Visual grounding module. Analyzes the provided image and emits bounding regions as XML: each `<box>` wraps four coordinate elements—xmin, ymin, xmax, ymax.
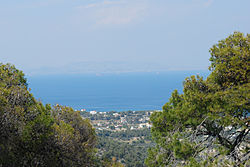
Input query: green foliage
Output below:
<box><xmin>0</xmin><ymin>63</ymin><xmax>97</xmax><ymax>167</ymax></box>
<box><xmin>100</xmin><ymin>157</ymin><xmax>125</xmax><ymax>167</ymax></box>
<box><xmin>98</xmin><ymin>128</ymin><xmax>151</xmax><ymax>141</ymax></box>
<box><xmin>146</xmin><ymin>32</ymin><xmax>250</xmax><ymax>167</ymax></box>
<box><xmin>172</xmin><ymin>138</ymin><xmax>195</xmax><ymax>160</ymax></box>
<box><xmin>50</xmin><ymin>105</ymin><xmax>97</xmax><ymax>166</ymax></box>
<box><xmin>97</xmin><ymin>129</ymin><xmax>153</xmax><ymax>167</ymax></box>
<box><xmin>209</xmin><ymin>32</ymin><xmax>249</xmax><ymax>88</ymax></box>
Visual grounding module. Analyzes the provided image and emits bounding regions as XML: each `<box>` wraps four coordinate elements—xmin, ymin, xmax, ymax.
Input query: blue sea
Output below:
<box><xmin>28</xmin><ymin>71</ymin><xmax>209</xmax><ymax>112</ymax></box>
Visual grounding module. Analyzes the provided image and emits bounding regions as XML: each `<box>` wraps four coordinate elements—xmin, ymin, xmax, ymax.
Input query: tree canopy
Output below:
<box><xmin>0</xmin><ymin>63</ymin><xmax>96</xmax><ymax>167</ymax></box>
<box><xmin>146</xmin><ymin>32</ymin><xmax>249</xmax><ymax>167</ymax></box>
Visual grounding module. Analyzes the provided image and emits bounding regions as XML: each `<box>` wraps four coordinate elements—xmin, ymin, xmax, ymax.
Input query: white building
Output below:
<box><xmin>113</xmin><ymin>113</ymin><xmax>119</xmax><ymax>117</ymax></box>
<box><xmin>90</xmin><ymin>110</ymin><xmax>97</xmax><ymax>115</ymax></box>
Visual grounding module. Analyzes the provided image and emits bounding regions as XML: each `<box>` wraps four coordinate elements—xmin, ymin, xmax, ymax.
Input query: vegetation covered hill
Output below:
<box><xmin>0</xmin><ymin>31</ymin><xmax>249</xmax><ymax>167</ymax></box>
<box><xmin>81</xmin><ymin>110</ymin><xmax>154</xmax><ymax>167</ymax></box>
<box><xmin>0</xmin><ymin>64</ymin><xmax>96</xmax><ymax>166</ymax></box>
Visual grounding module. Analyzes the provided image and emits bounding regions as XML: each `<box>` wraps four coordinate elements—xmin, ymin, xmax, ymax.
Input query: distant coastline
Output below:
<box><xmin>28</xmin><ymin>71</ymin><xmax>209</xmax><ymax>112</ymax></box>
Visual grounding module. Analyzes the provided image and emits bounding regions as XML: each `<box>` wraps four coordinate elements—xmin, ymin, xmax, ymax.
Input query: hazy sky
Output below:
<box><xmin>1</xmin><ymin>0</ymin><xmax>249</xmax><ymax>75</ymax></box>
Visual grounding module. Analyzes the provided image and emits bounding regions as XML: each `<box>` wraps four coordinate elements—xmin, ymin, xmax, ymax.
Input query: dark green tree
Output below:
<box><xmin>146</xmin><ymin>32</ymin><xmax>249</xmax><ymax>167</ymax></box>
<box><xmin>0</xmin><ymin>63</ymin><xmax>97</xmax><ymax>167</ymax></box>
<box><xmin>50</xmin><ymin>105</ymin><xmax>96</xmax><ymax>166</ymax></box>
<box><xmin>0</xmin><ymin>63</ymin><xmax>54</xmax><ymax>166</ymax></box>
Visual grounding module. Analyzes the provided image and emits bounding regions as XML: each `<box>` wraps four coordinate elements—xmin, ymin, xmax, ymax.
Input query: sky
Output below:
<box><xmin>0</xmin><ymin>0</ymin><xmax>249</xmax><ymax>76</ymax></box>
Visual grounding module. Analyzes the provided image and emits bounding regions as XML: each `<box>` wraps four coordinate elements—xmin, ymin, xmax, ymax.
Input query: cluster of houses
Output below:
<box><xmin>81</xmin><ymin>110</ymin><xmax>156</xmax><ymax>131</ymax></box>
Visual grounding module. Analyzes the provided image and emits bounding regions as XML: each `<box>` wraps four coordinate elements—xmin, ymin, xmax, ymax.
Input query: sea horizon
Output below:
<box><xmin>28</xmin><ymin>71</ymin><xmax>209</xmax><ymax>112</ymax></box>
